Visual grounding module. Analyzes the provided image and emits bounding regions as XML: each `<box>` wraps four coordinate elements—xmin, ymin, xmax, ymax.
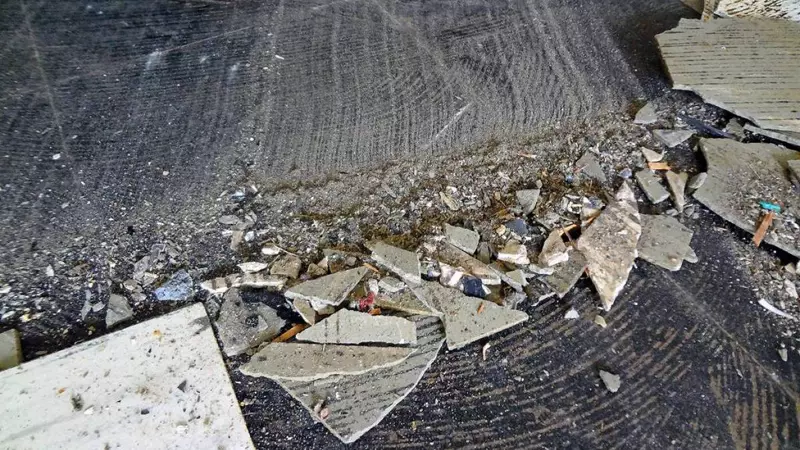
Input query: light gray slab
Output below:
<box><xmin>745</xmin><ymin>124</ymin><xmax>800</xmax><ymax>147</ymax></box>
<box><xmin>657</xmin><ymin>18</ymin><xmax>800</xmax><ymax>133</ymax></box>
<box><xmin>641</xmin><ymin>147</ymin><xmax>663</xmax><ymax>162</ymax></box>
<box><xmin>0</xmin><ymin>329</ymin><xmax>21</xmax><ymax>371</ymax></box>
<box><xmin>543</xmin><ymin>251</ymin><xmax>587</xmax><ymax>297</ymax></box>
<box><xmin>665</xmin><ymin>171</ymin><xmax>689</xmax><ymax>212</ymax></box>
<box><xmin>634</xmin><ymin>102</ymin><xmax>658</xmax><ymax>124</ymax></box>
<box><xmin>293</xmin><ymin>298</ymin><xmax>318</xmax><ymax>325</ymax></box>
<box><xmin>216</xmin><ymin>289</ymin><xmax>285</xmax><ymax>357</ymax></box>
<box><xmin>437</xmin><ymin>242</ymin><xmax>502</xmax><ymax>285</ymax></box>
<box><xmin>276</xmin><ymin>316</ymin><xmax>445</xmax><ymax>443</ymax></box>
<box><xmin>638</xmin><ymin>215</ymin><xmax>696</xmax><ymax>271</ymax></box>
<box><xmin>693</xmin><ymin>138</ymin><xmax>800</xmax><ymax>258</ymax></box>
<box><xmin>0</xmin><ymin>304</ymin><xmax>254</xmax><ymax>449</ymax></box>
<box><xmin>371</xmin><ymin>242</ymin><xmax>422</xmax><ymax>285</ymax></box>
<box><xmin>445</xmin><ymin>224</ymin><xmax>480</xmax><ymax>255</ymax></box>
<box><xmin>241</xmin><ymin>343</ymin><xmax>414</xmax><ymax>382</ymax></box>
<box><xmin>653</xmin><ymin>129</ymin><xmax>694</xmax><ymax>148</ymax></box>
<box><xmin>105</xmin><ymin>294</ymin><xmax>133</xmax><ymax>329</ymax></box>
<box><xmin>575</xmin><ymin>152</ymin><xmax>607</xmax><ymax>182</ymax></box>
<box><xmin>577</xmin><ymin>183</ymin><xmax>642</xmax><ymax>311</ymax></box>
<box><xmin>284</xmin><ymin>267</ymin><xmax>369</xmax><ymax>307</ymax></box>
<box><xmin>516</xmin><ymin>189</ymin><xmax>541</xmax><ymax>216</ymax></box>
<box><xmin>378</xmin><ymin>276</ymin><xmax>405</xmax><ymax>293</ymax></box>
<box><xmin>375</xmin><ymin>290</ymin><xmax>440</xmax><ymax>316</ymax></box>
<box><xmin>270</xmin><ymin>254</ymin><xmax>302</xmax><ymax>279</ymax></box>
<box><xmin>296</xmin><ymin>309</ymin><xmax>417</xmax><ymax>345</ymax></box>
<box><xmin>412</xmin><ymin>282</ymin><xmax>528</xmax><ymax>350</ymax></box>
<box><xmin>635</xmin><ymin>169</ymin><xmax>670</xmax><ymax>204</ymax></box>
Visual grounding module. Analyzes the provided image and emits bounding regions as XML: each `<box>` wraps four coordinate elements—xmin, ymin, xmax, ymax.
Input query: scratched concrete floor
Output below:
<box><xmin>0</xmin><ymin>0</ymin><xmax>798</xmax><ymax>448</ymax></box>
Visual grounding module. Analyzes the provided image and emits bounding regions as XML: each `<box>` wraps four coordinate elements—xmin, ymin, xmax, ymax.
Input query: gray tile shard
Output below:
<box><xmin>216</xmin><ymin>289</ymin><xmax>285</xmax><ymax>357</ymax></box>
<box><xmin>375</xmin><ymin>290</ymin><xmax>440</xmax><ymax>316</ymax></box>
<box><xmin>693</xmin><ymin>138</ymin><xmax>800</xmax><ymax>257</ymax></box>
<box><xmin>293</xmin><ymin>298</ymin><xmax>318</xmax><ymax>325</ymax></box>
<box><xmin>653</xmin><ymin>129</ymin><xmax>694</xmax><ymax>148</ymax></box>
<box><xmin>635</xmin><ymin>169</ymin><xmax>670</xmax><ymax>204</ymax></box>
<box><xmin>543</xmin><ymin>251</ymin><xmax>587</xmax><ymax>297</ymax></box>
<box><xmin>0</xmin><ymin>329</ymin><xmax>22</xmax><ymax>371</ymax></box>
<box><xmin>285</xmin><ymin>267</ymin><xmax>369</xmax><ymax>307</ymax></box>
<box><xmin>516</xmin><ymin>189</ymin><xmax>541</xmax><ymax>216</ymax></box>
<box><xmin>296</xmin><ymin>309</ymin><xmax>417</xmax><ymax>345</ymax></box>
<box><xmin>577</xmin><ymin>183</ymin><xmax>641</xmax><ymax>311</ymax></box>
<box><xmin>634</xmin><ymin>103</ymin><xmax>658</xmax><ymax>125</ymax></box>
<box><xmin>687</xmin><ymin>172</ymin><xmax>708</xmax><ymax>191</ymax></box>
<box><xmin>539</xmin><ymin>230</ymin><xmax>569</xmax><ymax>267</ymax></box>
<box><xmin>0</xmin><ymin>304</ymin><xmax>254</xmax><ymax>449</ymax></box>
<box><xmin>745</xmin><ymin>124</ymin><xmax>800</xmax><ymax>147</ymax></box>
<box><xmin>371</xmin><ymin>242</ymin><xmax>421</xmax><ymax>285</ymax></box>
<box><xmin>270</xmin><ymin>254</ymin><xmax>302</xmax><ymax>279</ymax></box>
<box><xmin>412</xmin><ymin>282</ymin><xmax>528</xmax><ymax>350</ymax></box>
<box><xmin>638</xmin><ymin>215</ymin><xmax>696</xmax><ymax>271</ymax></box>
<box><xmin>665</xmin><ymin>171</ymin><xmax>689</xmax><ymax>212</ymax></box>
<box><xmin>444</xmin><ymin>224</ymin><xmax>480</xmax><ymax>254</ymax></box>
<box><xmin>657</xmin><ymin>19</ymin><xmax>800</xmax><ymax>133</ymax></box>
<box><xmin>275</xmin><ymin>316</ymin><xmax>445</xmax><ymax>444</ymax></box>
<box><xmin>437</xmin><ymin>243</ymin><xmax>502</xmax><ymax>285</ymax></box>
<box><xmin>641</xmin><ymin>147</ymin><xmax>663</xmax><ymax>163</ymax></box>
<box><xmin>240</xmin><ymin>343</ymin><xmax>414</xmax><ymax>382</ymax></box>
<box><xmin>378</xmin><ymin>277</ymin><xmax>405</xmax><ymax>293</ymax></box>
<box><xmin>105</xmin><ymin>294</ymin><xmax>133</xmax><ymax>329</ymax></box>
<box><xmin>576</xmin><ymin>152</ymin><xmax>607</xmax><ymax>182</ymax></box>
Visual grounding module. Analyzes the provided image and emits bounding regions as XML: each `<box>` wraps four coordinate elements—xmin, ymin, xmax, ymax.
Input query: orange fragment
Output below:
<box><xmin>272</xmin><ymin>323</ymin><xmax>308</xmax><ymax>343</ymax></box>
<box><xmin>369</xmin><ymin>308</ymin><xmax>382</xmax><ymax>316</ymax></box>
<box><xmin>477</xmin><ymin>303</ymin><xmax>485</xmax><ymax>314</ymax></box>
<box><xmin>753</xmin><ymin>211</ymin><xmax>775</xmax><ymax>247</ymax></box>
<box><xmin>648</xmin><ymin>162</ymin><xmax>671</xmax><ymax>170</ymax></box>
<box><xmin>362</xmin><ymin>263</ymin><xmax>381</xmax><ymax>274</ymax></box>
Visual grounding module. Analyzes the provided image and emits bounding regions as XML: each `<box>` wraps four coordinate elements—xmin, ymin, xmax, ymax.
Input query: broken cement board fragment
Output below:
<box><xmin>652</xmin><ymin>129</ymin><xmax>694</xmax><ymax>148</ymax></box>
<box><xmin>543</xmin><ymin>251</ymin><xmax>588</xmax><ymax>297</ymax></box>
<box><xmin>293</xmin><ymin>298</ymin><xmax>318</xmax><ymax>325</ymax></box>
<box><xmin>0</xmin><ymin>329</ymin><xmax>22</xmax><ymax>371</ymax></box>
<box><xmin>375</xmin><ymin>289</ymin><xmax>439</xmax><ymax>316</ymax></box>
<box><xmin>237</xmin><ymin>273</ymin><xmax>287</xmax><ymax>289</ymax></box>
<box><xmin>0</xmin><ymin>304</ymin><xmax>254</xmax><ymax>449</ymax></box>
<box><xmin>437</xmin><ymin>243</ymin><xmax>502</xmax><ymax>285</ymax></box>
<box><xmin>445</xmin><ymin>224</ymin><xmax>480</xmax><ymax>255</ymax></box>
<box><xmin>296</xmin><ymin>309</ymin><xmax>417</xmax><ymax>345</ymax></box>
<box><xmin>693</xmin><ymin>139</ymin><xmax>800</xmax><ymax>258</ymax></box>
<box><xmin>656</xmin><ymin>19</ymin><xmax>800</xmax><ymax>133</ymax></box>
<box><xmin>275</xmin><ymin>316</ymin><xmax>445</xmax><ymax>444</ymax></box>
<box><xmin>497</xmin><ymin>240</ymin><xmax>530</xmax><ymax>265</ymax></box>
<box><xmin>504</xmin><ymin>270</ymin><xmax>528</xmax><ymax>292</ymax></box>
<box><xmin>105</xmin><ymin>294</ymin><xmax>133</xmax><ymax>329</ymax></box>
<box><xmin>687</xmin><ymin>172</ymin><xmax>707</xmax><ymax>191</ymax></box>
<box><xmin>635</xmin><ymin>169</ymin><xmax>670</xmax><ymax>204</ymax></box>
<box><xmin>270</xmin><ymin>254</ymin><xmax>302</xmax><ymax>279</ymax></box>
<box><xmin>745</xmin><ymin>124</ymin><xmax>800</xmax><ymax>148</ymax></box>
<box><xmin>238</xmin><ymin>262</ymin><xmax>269</xmax><ymax>273</ymax></box>
<box><xmin>599</xmin><ymin>370</ymin><xmax>621</xmax><ymax>393</ymax></box>
<box><xmin>371</xmin><ymin>242</ymin><xmax>421</xmax><ymax>285</ymax></box>
<box><xmin>516</xmin><ymin>189</ymin><xmax>541</xmax><ymax>216</ymax></box>
<box><xmin>240</xmin><ymin>343</ymin><xmax>414</xmax><ymax>382</ymax></box>
<box><xmin>378</xmin><ymin>277</ymin><xmax>405</xmax><ymax>293</ymax></box>
<box><xmin>641</xmin><ymin>147</ymin><xmax>663</xmax><ymax>163</ymax></box>
<box><xmin>412</xmin><ymin>282</ymin><xmax>528</xmax><ymax>350</ymax></box>
<box><xmin>638</xmin><ymin>215</ymin><xmax>695</xmax><ymax>271</ymax></box>
<box><xmin>539</xmin><ymin>230</ymin><xmax>569</xmax><ymax>267</ymax></box>
<box><xmin>665</xmin><ymin>171</ymin><xmax>689</xmax><ymax>212</ymax></box>
<box><xmin>575</xmin><ymin>152</ymin><xmax>607</xmax><ymax>182</ymax></box>
<box><xmin>154</xmin><ymin>270</ymin><xmax>193</xmax><ymax>301</ymax></box>
<box><xmin>577</xmin><ymin>183</ymin><xmax>641</xmax><ymax>311</ymax></box>
<box><xmin>634</xmin><ymin>103</ymin><xmax>658</xmax><ymax>125</ymax></box>
<box><xmin>284</xmin><ymin>267</ymin><xmax>369</xmax><ymax>308</ymax></box>
<box><xmin>216</xmin><ymin>289</ymin><xmax>285</xmax><ymax>357</ymax></box>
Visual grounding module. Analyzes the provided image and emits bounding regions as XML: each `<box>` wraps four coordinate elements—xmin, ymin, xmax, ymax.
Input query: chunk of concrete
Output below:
<box><xmin>653</xmin><ymin>129</ymin><xmax>694</xmax><ymax>148</ymax></box>
<box><xmin>215</xmin><ymin>289</ymin><xmax>285</xmax><ymax>357</ymax></box>
<box><xmin>237</xmin><ymin>273</ymin><xmax>287</xmax><ymax>289</ymax></box>
<box><xmin>371</xmin><ymin>242</ymin><xmax>421</xmax><ymax>285</ymax></box>
<box><xmin>437</xmin><ymin>243</ymin><xmax>502</xmax><ymax>285</ymax></box>
<box><xmin>375</xmin><ymin>290</ymin><xmax>439</xmax><ymax>316</ymax></box>
<box><xmin>497</xmin><ymin>240</ymin><xmax>530</xmax><ymax>265</ymax></box>
<box><xmin>270</xmin><ymin>254</ymin><xmax>302</xmax><ymax>279</ymax></box>
<box><xmin>296</xmin><ymin>309</ymin><xmax>417</xmax><ymax>345</ymax></box>
<box><xmin>516</xmin><ymin>189</ymin><xmax>541</xmax><ymax>216</ymax></box>
<box><xmin>200</xmin><ymin>274</ymin><xmax>240</xmax><ymax>295</ymax></box>
<box><xmin>599</xmin><ymin>370</ymin><xmax>621</xmax><ymax>393</ymax></box>
<box><xmin>687</xmin><ymin>172</ymin><xmax>707</xmax><ymax>191</ymax></box>
<box><xmin>665</xmin><ymin>171</ymin><xmax>689</xmax><ymax>212</ymax></box>
<box><xmin>154</xmin><ymin>270</ymin><xmax>193</xmax><ymax>301</ymax></box>
<box><xmin>238</xmin><ymin>262</ymin><xmax>269</xmax><ymax>273</ymax></box>
<box><xmin>412</xmin><ymin>282</ymin><xmax>528</xmax><ymax>350</ymax></box>
<box><xmin>745</xmin><ymin>124</ymin><xmax>800</xmax><ymax>147</ymax></box>
<box><xmin>543</xmin><ymin>251</ymin><xmax>587</xmax><ymax>297</ymax></box>
<box><xmin>275</xmin><ymin>316</ymin><xmax>445</xmax><ymax>444</ymax></box>
<box><xmin>240</xmin><ymin>343</ymin><xmax>414</xmax><ymax>382</ymax></box>
<box><xmin>105</xmin><ymin>294</ymin><xmax>133</xmax><ymax>329</ymax></box>
<box><xmin>641</xmin><ymin>147</ymin><xmax>663</xmax><ymax>163</ymax></box>
<box><xmin>539</xmin><ymin>230</ymin><xmax>569</xmax><ymax>267</ymax></box>
<box><xmin>0</xmin><ymin>304</ymin><xmax>254</xmax><ymax>449</ymax></box>
<box><xmin>635</xmin><ymin>169</ymin><xmax>670</xmax><ymax>204</ymax></box>
<box><xmin>504</xmin><ymin>270</ymin><xmax>528</xmax><ymax>292</ymax></box>
<box><xmin>638</xmin><ymin>215</ymin><xmax>695</xmax><ymax>271</ymax></box>
<box><xmin>634</xmin><ymin>103</ymin><xmax>658</xmax><ymax>125</ymax></box>
<box><xmin>0</xmin><ymin>329</ymin><xmax>22</xmax><ymax>371</ymax></box>
<box><xmin>577</xmin><ymin>183</ymin><xmax>641</xmax><ymax>311</ymax></box>
<box><xmin>445</xmin><ymin>224</ymin><xmax>480</xmax><ymax>255</ymax></box>
<box><xmin>576</xmin><ymin>152</ymin><xmax>607</xmax><ymax>182</ymax></box>
<box><xmin>293</xmin><ymin>298</ymin><xmax>318</xmax><ymax>325</ymax></box>
<box><xmin>285</xmin><ymin>267</ymin><xmax>368</xmax><ymax>309</ymax></box>
<box><xmin>378</xmin><ymin>277</ymin><xmax>405</xmax><ymax>293</ymax></box>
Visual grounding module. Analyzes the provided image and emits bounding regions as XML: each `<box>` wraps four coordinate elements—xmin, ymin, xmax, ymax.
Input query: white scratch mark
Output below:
<box><xmin>430</xmin><ymin>102</ymin><xmax>472</xmax><ymax>145</ymax></box>
<box><xmin>145</xmin><ymin>50</ymin><xmax>163</xmax><ymax>70</ymax></box>
<box><xmin>274</xmin><ymin>54</ymin><xmax>284</xmax><ymax>60</ymax></box>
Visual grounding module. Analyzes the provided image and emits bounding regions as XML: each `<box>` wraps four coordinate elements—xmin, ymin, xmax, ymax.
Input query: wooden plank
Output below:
<box><xmin>657</xmin><ymin>19</ymin><xmax>800</xmax><ymax>133</ymax></box>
